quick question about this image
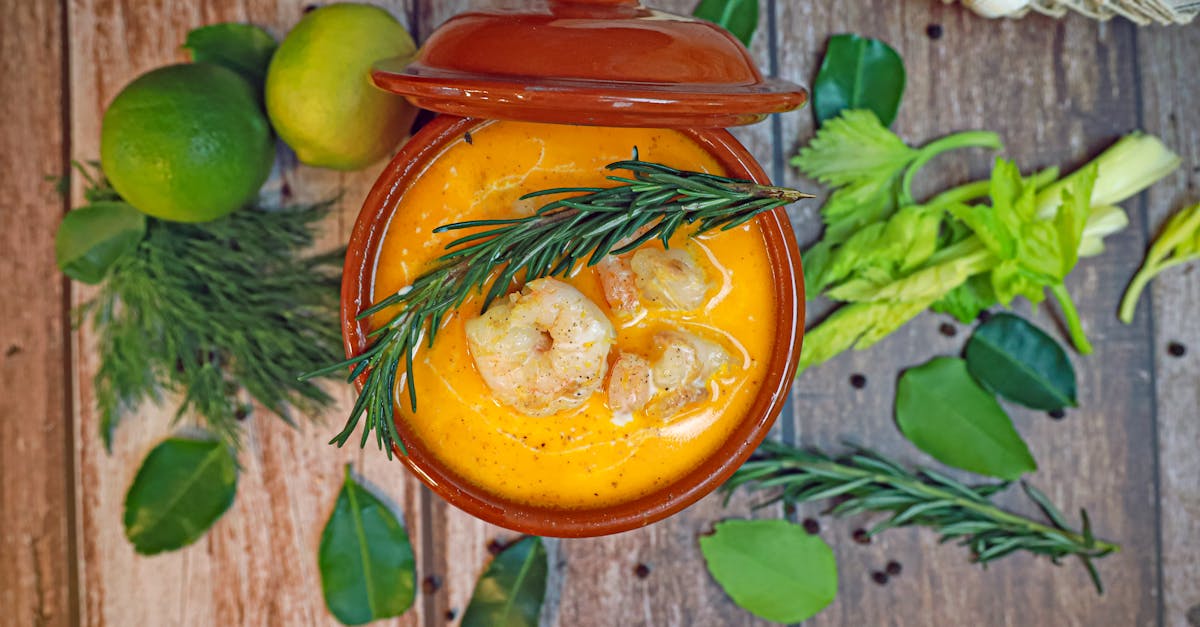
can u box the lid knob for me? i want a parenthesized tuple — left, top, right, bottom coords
(372, 1, 807, 128)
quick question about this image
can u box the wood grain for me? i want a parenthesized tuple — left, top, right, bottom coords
(0, 0, 1195, 625)
(0, 1, 73, 626)
(778, 4, 1160, 626)
(67, 1, 427, 625)
(1135, 23, 1200, 627)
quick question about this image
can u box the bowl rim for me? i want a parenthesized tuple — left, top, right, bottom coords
(341, 115, 804, 537)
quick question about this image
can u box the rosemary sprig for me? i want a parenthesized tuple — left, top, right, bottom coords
(725, 440, 1119, 594)
(306, 156, 810, 458)
(74, 166, 344, 449)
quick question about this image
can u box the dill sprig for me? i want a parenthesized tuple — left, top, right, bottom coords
(76, 167, 345, 449)
(306, 156, 810, 458)
(726, 440, 1119, 594)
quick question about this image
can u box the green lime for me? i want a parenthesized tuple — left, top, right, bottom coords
(265, 3, 417, 170)
(100, 63, 274, 222)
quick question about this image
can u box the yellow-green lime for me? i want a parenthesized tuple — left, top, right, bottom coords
(265, 3, 417, 170)
(100, 63, 274, 223)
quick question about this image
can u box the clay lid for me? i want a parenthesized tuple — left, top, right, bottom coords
(371, 0, 807, 127)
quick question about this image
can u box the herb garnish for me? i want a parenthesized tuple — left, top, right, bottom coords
(308, 157, 809, 458)
(726, 441, 1119, 594)
(66, 166, 344, 448)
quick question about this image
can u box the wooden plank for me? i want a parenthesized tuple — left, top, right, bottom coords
(67, 1, 428, 625)
(1135, 23, 1200, 627)
(51, 1, 1187, 626)
(778, 5, 1160, 626)
(0, 1, 74, 626)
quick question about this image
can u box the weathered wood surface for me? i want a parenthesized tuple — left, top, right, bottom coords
(0, 0, 1197, 626)
(0, 1, 73, 627)
(780, 6, 1162, 626)
(1137, 23, 1200, 627)
(66, 2, 425, 626)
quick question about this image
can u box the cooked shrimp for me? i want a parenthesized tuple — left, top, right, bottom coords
(465, 278, 616, 416)
(607, 352, 653, 414)
(605, 329, 732, 419)
(597, 247, 710, 313)
(632, 248, 709, 310)
(596, 256, 639, 313)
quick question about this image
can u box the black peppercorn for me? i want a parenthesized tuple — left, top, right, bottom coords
(872, 571, 889, 585)
(1048, 409, 1066, 420)
(803, 518, 821, 535)
(926, 24, 944, 40)
(634, 563, 651, 579)
(486, 539, 506, 555)
(852, 528, 871, 544)
(886, 561, 902, 576)
(938, 322, 957, 337)
(1167, 342, 1187, 358)
(849, 374, 867, 389)
(422, 575, 442, 594)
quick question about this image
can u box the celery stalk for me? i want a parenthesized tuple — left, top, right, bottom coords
(1118, 203, 1200, 324)
(798, 130, 1180, 372)
(900, 131, 1004, 204)
(1050, 283, 1094, 355)
(1078, 205, 1129, 257)
(1035, 133, 1181, 220)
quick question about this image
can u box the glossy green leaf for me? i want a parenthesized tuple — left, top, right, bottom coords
(319, 466, 416, 626)
(813, 34, 906, 127)
(461, 536, 547, 627)
(693, 0, 759, 47)
(55, 201, 146, 284)
(965, 313, 1078, 411)
(700, 519, 837, 623)
(184, 23, 277, 89)
(896, 357, 1037, 480)
(123, 437, 237, 554)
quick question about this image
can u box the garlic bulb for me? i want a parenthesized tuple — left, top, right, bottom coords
(959, 0, 1032, 17)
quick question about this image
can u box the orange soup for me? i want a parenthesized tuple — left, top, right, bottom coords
(372, 120, 777, 509)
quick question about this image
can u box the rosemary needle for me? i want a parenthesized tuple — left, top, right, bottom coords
(305, 156, 810, 459)
(725, 440, 1119, 594)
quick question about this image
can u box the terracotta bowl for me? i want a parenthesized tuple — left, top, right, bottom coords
(342, 115, 804, 537)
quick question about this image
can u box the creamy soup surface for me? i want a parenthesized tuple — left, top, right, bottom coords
(372, 120, 777, 509)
